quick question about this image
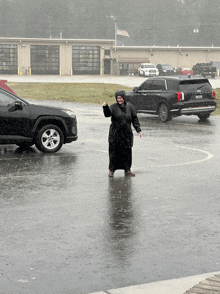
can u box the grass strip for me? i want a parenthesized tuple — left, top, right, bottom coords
(8, 82, 132, 106)
(215, 89, 220, 115)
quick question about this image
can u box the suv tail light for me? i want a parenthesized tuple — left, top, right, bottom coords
(176, 92, 184, 102)
(212, 90, 216, 99)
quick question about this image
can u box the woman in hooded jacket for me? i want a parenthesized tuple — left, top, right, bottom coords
(102, 89, 142, 177)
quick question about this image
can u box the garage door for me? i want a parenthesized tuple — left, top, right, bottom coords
(31, 45, 59, 75)
(72, 46, 100, 75)
(0, 45, 17, 74)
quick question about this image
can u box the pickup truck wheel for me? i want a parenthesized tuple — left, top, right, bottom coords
(198, 113, 211, 121)
(158, 103, 172, 122)
(35, 124, 64, 153)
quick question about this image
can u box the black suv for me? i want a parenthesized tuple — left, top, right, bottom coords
(0, 88, 78, 152)
(125, 75, 217, 122)
(156, 64, 175, 76)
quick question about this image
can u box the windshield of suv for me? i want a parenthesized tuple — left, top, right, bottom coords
(179, 79, 212, 92)
(163, 65, 173, 70)
(143, 64, 155, 68)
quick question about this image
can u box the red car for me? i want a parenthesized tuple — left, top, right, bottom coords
(177, 67, 193, 75)
(0, 80, 17, 95)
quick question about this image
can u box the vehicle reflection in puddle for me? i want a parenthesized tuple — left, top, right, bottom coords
(138, 114, 215, 138)
(0, 145, 78, 201)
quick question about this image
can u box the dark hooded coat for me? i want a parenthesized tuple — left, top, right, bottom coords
(103, 90, 141, 172)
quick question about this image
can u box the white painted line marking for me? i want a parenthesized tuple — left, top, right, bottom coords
(135, 146, 214, 170)
(160, 146, 214, 167)
(0, 146, 214, 180)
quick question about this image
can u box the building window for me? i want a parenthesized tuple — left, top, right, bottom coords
(104, 49, 110, 56)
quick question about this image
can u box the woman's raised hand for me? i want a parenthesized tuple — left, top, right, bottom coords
(102, 101, 108, 106)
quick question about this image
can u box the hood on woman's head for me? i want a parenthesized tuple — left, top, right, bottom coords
(115, 89, 126, 101)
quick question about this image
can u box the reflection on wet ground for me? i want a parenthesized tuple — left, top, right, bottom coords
(136, 114, 218, 152)
(0, 147, 77, 175)
(139, 114, 215, 136)
(0, 145, 78, 207)
(106, 177, 136, 266)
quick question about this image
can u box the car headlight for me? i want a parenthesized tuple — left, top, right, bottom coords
(62, 110, 76, 117)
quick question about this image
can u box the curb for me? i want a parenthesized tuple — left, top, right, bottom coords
(89, 271, 220, 294)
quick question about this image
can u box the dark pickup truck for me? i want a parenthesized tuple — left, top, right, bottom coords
(192, 62, 216, 78)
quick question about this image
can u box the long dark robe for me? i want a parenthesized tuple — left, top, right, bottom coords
(103, 102, 141, 172)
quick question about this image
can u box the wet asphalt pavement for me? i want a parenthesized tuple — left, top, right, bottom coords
(1, 79, 220, 293)
(1, 101, 220, 294)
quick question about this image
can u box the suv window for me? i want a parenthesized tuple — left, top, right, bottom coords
(179, 79, 212, 92)
(153, 80, 166, 90)
(144, 64, 155, 68)
(0, 92, 16, 106)
(167, 80, 179, 90)
(140, 79, 166, 90)
(140, 80, 154, 90)
(162, 65, 173, 70)
(141, 64, 155, 69)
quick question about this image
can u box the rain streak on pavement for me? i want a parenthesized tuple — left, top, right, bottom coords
(1, 76, 220, 294)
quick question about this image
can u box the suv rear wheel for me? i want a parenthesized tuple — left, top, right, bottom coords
(35, 124, 64, 153)
(158, 103, 172, 122)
